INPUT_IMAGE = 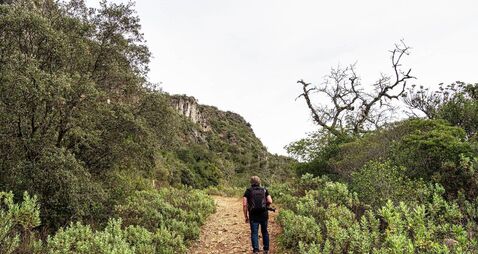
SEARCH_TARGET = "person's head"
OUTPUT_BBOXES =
[250,176,261,186]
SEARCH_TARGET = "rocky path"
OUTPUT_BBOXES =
[189,196,281,254]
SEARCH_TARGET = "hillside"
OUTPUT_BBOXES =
[169,94,294,186]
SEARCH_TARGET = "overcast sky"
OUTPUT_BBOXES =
[88,0,478,155]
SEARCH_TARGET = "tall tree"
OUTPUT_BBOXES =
[0,0,155,230]
[297,42,414,137]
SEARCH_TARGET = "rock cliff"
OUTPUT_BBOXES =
[170,95,210,132]
[166,93,294,184]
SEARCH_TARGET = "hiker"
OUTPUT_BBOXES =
[243,176,273,254]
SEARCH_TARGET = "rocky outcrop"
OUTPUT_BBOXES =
[167,93,294,178]
[170,95,210,132]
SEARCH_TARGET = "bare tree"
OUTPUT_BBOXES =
[297,41,414,137]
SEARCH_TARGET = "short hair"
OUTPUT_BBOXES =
[250,176,261,186]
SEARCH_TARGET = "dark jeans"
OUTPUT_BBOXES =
[250,220,269,252]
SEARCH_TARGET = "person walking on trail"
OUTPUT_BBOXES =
[243,176,273,254]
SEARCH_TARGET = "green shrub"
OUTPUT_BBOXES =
[393,120,471,176]
[296,173,329,196]
[392,119,476,197]
[327,127,403,179]
[47,219,134,254]
[46,219,186,254]
[276,175,478,253]
[292,121,422,180]
[351,161,427,208]
[103,168,155,208]
[294,119,477,188]
[174,145,224,188]
[115,191,195,240]
[0,191,41,254]
[292,134,353,178]
[115,188,214,242]
[45,187,214,253]
[277,210,322,250]
[149,226,187,254]
[376,199,469,253]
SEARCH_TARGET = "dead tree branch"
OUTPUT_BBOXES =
[298,42,415,136]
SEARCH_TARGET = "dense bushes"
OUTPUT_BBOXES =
[278,210,322,249]
[391,120,478,199]
[175,145,223,188]
[1,189,214,253]
[289,134,352,178]
[115,188,215,242]
[281,82,478,253]
[290,119,478,199]
[281,119,478,253]
[47,219,186,254]
[392,119,473,179]
[351,161,426,208]
[276,174,478,253]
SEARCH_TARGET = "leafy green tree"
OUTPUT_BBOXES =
[0,0,161,231]
[23,148,107,229]
[136,93,181,150]
[288,132,353,178]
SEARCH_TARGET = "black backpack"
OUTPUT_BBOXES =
[249,187,267,213]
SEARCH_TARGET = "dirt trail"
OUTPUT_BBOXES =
[189,195,281,254]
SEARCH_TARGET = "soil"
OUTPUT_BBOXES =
[188,195,281,254]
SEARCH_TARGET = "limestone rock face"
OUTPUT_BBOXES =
[172,95,200,123]
[170,95,210,132]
